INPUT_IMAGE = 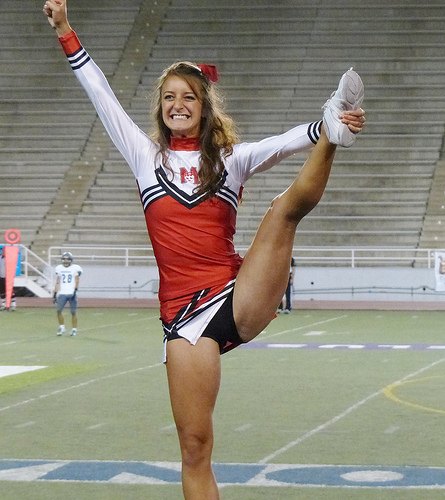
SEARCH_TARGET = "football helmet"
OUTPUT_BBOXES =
[61,252,73,267]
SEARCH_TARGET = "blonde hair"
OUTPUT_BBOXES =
[150,61,239,195]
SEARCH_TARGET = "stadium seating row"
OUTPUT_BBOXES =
[1,0,444,260]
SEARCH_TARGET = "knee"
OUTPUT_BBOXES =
[178,428,213,469]
[268,194,287,219]
[268,194,302,226]
[272,188,319,224]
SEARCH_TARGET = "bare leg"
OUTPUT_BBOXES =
[57,311,64,326]
[71,313,78,329]
[166,337,221,499]
[234,128,336,340]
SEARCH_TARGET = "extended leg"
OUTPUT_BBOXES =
[233,128,336,340]
[233,68,364,341]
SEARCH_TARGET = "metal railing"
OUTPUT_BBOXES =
[7,244,442,300]
[48,245,156,267]
[19,244,54,287]
[47,245,441,268]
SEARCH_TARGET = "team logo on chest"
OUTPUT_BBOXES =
[148,166,235,210]
[180,167,199,185]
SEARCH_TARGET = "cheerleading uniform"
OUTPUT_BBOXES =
[58,31,321,349]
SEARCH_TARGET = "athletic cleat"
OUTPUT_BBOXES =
[57,326,65,336]
[70,328,77,337]
[322,67,364,148]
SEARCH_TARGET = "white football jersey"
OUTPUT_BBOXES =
[55,264,82,295]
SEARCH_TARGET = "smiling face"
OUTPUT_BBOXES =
[161,75,203,138]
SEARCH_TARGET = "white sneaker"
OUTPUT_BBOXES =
[71,329,77,337]
[57,326,65,336]
[322,68,364,148]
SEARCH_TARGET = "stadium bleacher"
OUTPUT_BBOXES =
[1,0,445,262]
[0,0,145,252]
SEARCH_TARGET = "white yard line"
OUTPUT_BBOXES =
[258,356,445,464]
[79,314,159,333]
[0,362,163,414]
[261,315,348,340]
[0,366,46,378]
[0,314,159,345]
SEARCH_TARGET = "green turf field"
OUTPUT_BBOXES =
[1,306,445,499]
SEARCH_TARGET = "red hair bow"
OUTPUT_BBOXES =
[197,64,219,83]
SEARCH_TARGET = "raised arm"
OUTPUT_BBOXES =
[43,0,72,36]
[43,0,156,176]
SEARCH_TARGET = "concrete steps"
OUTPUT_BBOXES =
[3,0,445,256]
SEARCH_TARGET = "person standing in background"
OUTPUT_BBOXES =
[54,251,82,336]
[277,256,296,313]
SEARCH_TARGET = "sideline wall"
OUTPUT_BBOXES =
[78,265,445,302]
